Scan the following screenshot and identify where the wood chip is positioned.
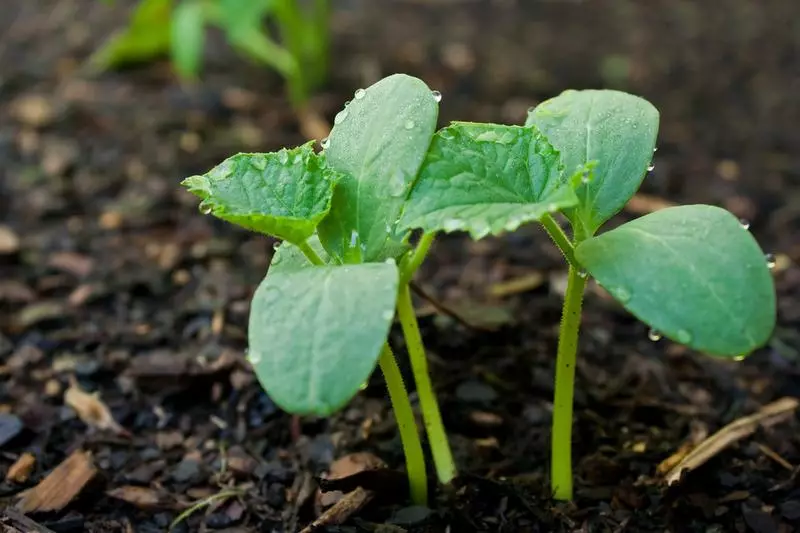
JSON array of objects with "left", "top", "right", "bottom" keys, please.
[
  {"left": 6, "top": 452, "right": 36, "bottom": 483},
  {"left": 488, "top": 272, "right": 545, "bottom": 298},
  {"left": 64, "top": 377, "right": 129, "bottom": 437},
  {"left": 16, "top": 450, "right": 97, "bottom": 513},
  {"left": 0, "top": 225, "right": 21, "bottom": 255},
  {"left": 106, "top": 485, "right": 177, "bottom": 510},
  {"left": 663, "top": 397, "right": 799, "bottom": 485}
]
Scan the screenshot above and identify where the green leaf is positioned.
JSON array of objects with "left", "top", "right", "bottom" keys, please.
[
  {"left": 575, "top": 205, "right": 776, "bottom": 357},
  {"left": 170, "top": 1, "right": 206, "bottom": 79},
  {"left": 399, "top": 122, "right": 578, "bottom": 239},
  {"left": 526, "top": 89, "right": 659, "bottom": 237},
  {"left": 89, "top": 0, "right": 173, "bottom": 71},
  {"left": 270, "top": 235, "right": 333, "bottom": 273},
  {"left": 317, "top": 74, "right": 439, "bottom": 263},
  {"left": 248, "top": 261, "right": 399, "bottom": 415},
  {"left": 181, "top": 142, "right": 341, "bottom": 245}
]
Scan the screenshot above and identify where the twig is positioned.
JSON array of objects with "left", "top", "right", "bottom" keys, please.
[
  {"left": 663, "top": 397, "right": 799, "bottom": 485},
  {"left": 409, "top": 281, "right": 494, "bottom": 332}
]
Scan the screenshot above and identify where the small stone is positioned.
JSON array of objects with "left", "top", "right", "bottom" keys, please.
[
  {"left": 0, "top": 413, "right": 24, "bottom": 447},
  {"left": 455, "top": 381, "right": 498, "bottom": 403},
  {"left": 11, "top": 95, "right": 55, "bottom": 128},
  {"left": 390, "top": 505, "right": 434, "bottom": 526},
  {"left": 0, "top": 225, "right": 20, "bottom": 255}
]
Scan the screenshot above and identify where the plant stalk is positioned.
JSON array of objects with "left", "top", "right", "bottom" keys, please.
[
  {"left": 540, "top": 214, "right": 578, "bottom": 268},
  {"left": 400, "top": 232, "right": 435, "bottom": 285},
  {"left": 297, "top": 240, "right": 324, "bottom": 266},
  {"left": 378, "top": 345, "right": 428, "bottom": 505},
  {"left": 551, "top": 265, "right": 587, "bottom": 501},
  {"left": 396, "top": 284, "right": 456, "bottom": 484}
]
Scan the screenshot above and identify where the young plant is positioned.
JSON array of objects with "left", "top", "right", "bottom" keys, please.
[
  {"left": 181, "top": 74, "right": 459, "bottom": 505},
  {"left": 396, "top": 89, "right": 776, "bottom": 501},
  {"left": 92, "top": 0, "right": 329, "bottom": 109}
]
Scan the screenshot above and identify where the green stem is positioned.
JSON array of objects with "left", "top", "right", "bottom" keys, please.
[
  {"left": 297, "top": 240, "right": 324, "bottom": 266},
  {"left": 378, "top": 345, "right": 428, "bottom": 505},
  {"left": 400, "top": 233, "right": 435, "bottom": 285},
  {"left": 551, "top": 265, "right": 587, "bottom": 501},
  {"left": 396, "top": 284, "right": 456, "bottom": 484},
  {"left": 540, "top": 214, "right": 578, "bottom": 269}
]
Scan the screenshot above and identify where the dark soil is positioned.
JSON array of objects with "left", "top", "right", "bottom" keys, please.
[{"left": 2, "top": 1, "right": 800, "bottom": 532}]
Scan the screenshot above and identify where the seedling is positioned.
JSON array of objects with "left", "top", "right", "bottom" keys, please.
[
  {"left": 92, "top": 0, "right": 329, "bottom": 108},
  {"left": 182, "top": 74, "right": 776, "bottom": 505},
  {"left": 398, "top": 88, "right": 777, "bottom": 500}
]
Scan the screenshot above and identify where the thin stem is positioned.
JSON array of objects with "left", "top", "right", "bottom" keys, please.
[
  {"left": 540, "top": 214, "right": 579, "bottom": 269},
  {"left": 551, "top": 265, "right": 587, "bottom": 501},
  {"left": 378, "top": 345, "right": 428, "bottom": 505},
  {"left": 400, "top": 233, "right": 435, "bottom": 285},
  {"left": 297, "top": 240, "right": 324, "bottom": 266},
  {"left": 396, "top": 284, "right": 456, "bottom": 484}
]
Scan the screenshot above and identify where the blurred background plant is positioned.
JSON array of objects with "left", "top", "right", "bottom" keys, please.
[{"left": 90, "top": 0, "right": 329, "bottom": 125}]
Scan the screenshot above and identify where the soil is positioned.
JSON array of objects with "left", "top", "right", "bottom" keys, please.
[{"left": 1, "top": 1, "right": 800, "bottom": 532}]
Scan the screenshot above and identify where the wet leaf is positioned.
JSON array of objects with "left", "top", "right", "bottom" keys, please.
[
  {"left": 527, "top": 89, "right": 659, "bottom": 236},
  {"left": 317, "top": 74, "right": 438, "bottom": 263},
  {"left": 182, "top": 142, "right": 342, "bottom": 245},
  {"left": 400, "top": 123, "right": 577, "bottom": 238},
  {"left": 576, "top": 205, "right": 776, "bottom": 356},
  {"left": 248, "top": 262, "right": 399, "bottom": 415}
]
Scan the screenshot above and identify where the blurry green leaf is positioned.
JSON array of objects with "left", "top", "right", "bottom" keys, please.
[
  {"left": 576, "top": 205, "right": 776, "bottom": 356},
  {"left": 248, "top": 261, "right": 399, "bottom": 415},
  {"left": 400, "top": 123, "right": 577, "bottom": 238},
  {"left": 170, "top": 1, "right": 206, "bottom": 79},
  {"left": 526, "top": 89, "right": 659, "bottom": 237},
  {"left": 317, "top": 74, "right": 439, "bottom": 263},
  {"left": 181, "top": 142, "right": 341, "bottom": 244},
  {"left": 90, "top": 0, "right": 173, "bottom": 70}
]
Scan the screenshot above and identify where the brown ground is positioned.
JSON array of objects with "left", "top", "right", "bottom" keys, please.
[{"left": 1, "top": 1, "right": 799, "bottom": 532}]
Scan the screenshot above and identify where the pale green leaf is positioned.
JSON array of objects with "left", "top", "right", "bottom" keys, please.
[
  {"left": 248, "top": 261, "right": 399, "bottom": 415},
  {"left": 526, "top": 89, "right": 659, "bottom": 237},
  {"left": 399, "top": 122, "right": 578, "bottom": 239},
  {"left": 181, "top": 142, "right": 341, "bottom": 245},
  {"left": 170, "top": 1, "right": 206, "bottom": 79},
  {"left": 575, "top": 205, "right": 776, "bottom": 357},
  {"left": 317, "top": 74, "right": 438, "bottom": 263}
]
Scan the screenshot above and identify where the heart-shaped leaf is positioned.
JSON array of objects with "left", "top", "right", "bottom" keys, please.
[
  {"left": 399, "top": 123, "right": 578, "bottom": 238},
  {"left": 182, "top": 142, "right": 340, "bottom": 245},
  {"left": 575, "top": 205, "right": 776, "bottom": 356},
  {"left": 526, "top": 89, "right": 659, "bottom": 237},
  {"left": 248, "top": 261, "right": 399, "bottom": 415},
  {"left": 317, "top": 74, "right": 439, "bottom": 263}
]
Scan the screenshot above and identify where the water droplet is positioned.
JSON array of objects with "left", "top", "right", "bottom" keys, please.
[
  {"left": 384, "top": 258, "right": 396, "bottom": 265},
  {"left": 610, "top": 286, "right": 631, "bottom": 303},
  {"left": 527, "top": 106, "right": 536, "bottom": 114},
  {"left": 765, "top": 253, "right": 776, "bottom": 269},
  {"left": 647, "top": 162, "right": 655, "bottom": 172},
  {"left": 577, "top": 269, "right": 588, "bottom": 279},
  {"left": 271, "top": 253, "right": 282, "bottom": 265},
  {"left": 349, "top": 229, "right": 359, "bottom": 248},
  {"left": 200, "top": 203, "right": 212, "bottom": 215},
  {"left": 581, "top": 173, "right": 590, "bottom": 184},
  {"left": 248, "top": 350, "right": 263, "bottom": 365},
  {"left": 431, "top": 90, "right": 442, "bottom": 103},
  {"left": 334, "top": 110, "right": 348, "bottom": 125},
  {"left": 676, "top": 329, "right": 692, "bottom": 344},
  {"left": 404, "top": 119, "right": 415, "bottom": 130},
  {"left": 739, "top": 219, "right": 750, "bottom": 230},
  {"left": 272, "top": 241, "right": 281, "bottom": 250},
  {"left": 382, "top": 310, "right": 394, "bottom": 321},
  {"left": 388, "top": 170, "right": 406, "bottom": 197},
  {"left": 344, "top": 100, "right": 351, "bottom": 107},
  {"left": 321, "top": 137, "right": 330, "bottom": 149},
  {"left": 354, "top": 88, "right": 366, "bottom": 100},
  {"left": 251, "top": 154, "right": 268, "bottom": 170},
  {"left": 648, "top": 329, "right": 662, "bottom": 342},
  {"left": 443, "top": 218, "right": 461, "bottom": 232},
  {"left": 653, "top": 147, "right": 658, "bottom": 153},
  {"left": 278, "top": 150, "right": 289, "bottom": 165},
  {"left": 733, "top": 354, "right": 747, "bottom": 362}
]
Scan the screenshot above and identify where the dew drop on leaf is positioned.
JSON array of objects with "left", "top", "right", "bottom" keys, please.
[
  {"left": 278, "top": 150, "right": 289, "bottom": 165},
  {"left": 527, "top": 106, "right": 535, "bottom": 114},
  {"left": 648, "top": 329, "right": 662, "bottom": 342},
  {"left": 199, "top": 203, "right": 212, "bottom": 215},
  {"left": 334, "top": 110, "right": 349, "bottom": 125},
  {"left": 581, "top": 173, "right": 590, "bottom": 184},
  {"left": 359, "top": 381, "right": 369, "bottom": 391},
  {"left": 609, "top": 286, "right": 631, "bottom": 303},
  {"left": 647, "top": 162, "right": 655, "bottom": 172},
  {"left": 653, "top": 147, "right": 658, "bottom": 152},
  {"left": 388, "top": 170, "right": 406, "bottom": 197},
  {"left": 354, "top": 88, "right": 366, "bottom": 100},
  {"left": 404, "top": 119, "right": 415, "bottom": 130},
  {"left": 344, "top": 100, "right": 351, "bottom": 107},
  {"left": 733, "top": 354, "right": 747, "bottom": 362},
  {"left": 676, "top": 329, "right": 692, "bottom": 344},
  {"left": 248, "top": 350, "right": 263, "bottom": 365},
  {"left": 320, "top": 137, "right": 330, "bottom": 149},
  {"left": 739, "top": 219, "right": 750, "bottom": 230},
  {"left": 251, "top": 154, "right": 268, "bottom": 171},
  {"left": 765, "top": 253, "right": 776, "bottom": 269},
  {"left": 272, "top": 241, "right": 281, "bottom": 250},
  {"left": 431, "top": 90, "right": 442, "bottom": 103},
  {"left": 382, "top": 309, "right": 394, "bottom": 321},
  {"left": 577, "top": 269, "right": 588, "bottom": 279}
]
